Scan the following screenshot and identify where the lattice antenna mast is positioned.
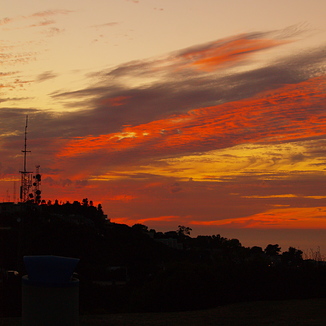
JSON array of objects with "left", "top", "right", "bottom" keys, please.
[
  {"left": 20, "top": 116, "right": 33, "bottom": 203},
  {"left": 32, "top": 165, "right": 42, "bottom": 204}
]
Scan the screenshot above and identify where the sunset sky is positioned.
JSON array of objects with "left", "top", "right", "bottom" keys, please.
[{"left": 1, "top": 0, "right": 326, "bottom": 253}]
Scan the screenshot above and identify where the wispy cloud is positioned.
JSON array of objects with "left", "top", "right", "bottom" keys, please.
[
  {"left": 0, "top": 17, "right": 13, "bottom": 25},
  {"left": 0, "top": 48, "right": 37, "bottom": 67},
  {"left": 0, "top": 71, "right": 20, "bottom": 77},
  {"left": 1, "top": 28, "right": 325, "bottom": 231},
  {"left": 41, "top": 27, "right": 65, "bottom": 37},
  {"left": 0, "top": 9, "right": 73, "bottom": 28},
  {"left": 191, "top": 206, "right": 326, "bottom": 229},
  {"left": 35, "top": 71, "right": 58, "bottom": 82},
  {"left": 30, "top": 10, "right": 74, "bottom": 18},
  {"left": 90, "top": 22, "right": 119, "bottom": 28},
  {"left": 177, "top": 36, "right": 289, "bottom": 72},
  {"left": 29, "top": 20, "right": 56, "bottom": 28},
  {"left": 56, "top": 75, "right": 325, "bottom": 165},
  {"left": 0, "top": 97, "right": 31, "bottom": 104}
]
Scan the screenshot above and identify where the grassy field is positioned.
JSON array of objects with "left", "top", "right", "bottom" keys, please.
[{"left": 1, "top": 298, "right": 326, "bottom": 326}]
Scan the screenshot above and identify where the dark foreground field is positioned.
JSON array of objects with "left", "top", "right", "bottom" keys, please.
[{"left": 1, "top": 298, "right": 326, "bottom": 326}]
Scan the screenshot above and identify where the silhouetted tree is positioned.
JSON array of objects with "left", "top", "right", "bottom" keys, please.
[
  {"left": 132, "top": 224, "right": 149, "bottom": 233},
  {"left": 282, "top": 247, "right": 303, "bottom": 266},
  {"left": 177, "top": 225, "right": 192, "bottom": 237},
  {"left": 250, "top": 246, "right": 264, "bottom": 255},
  {"left": 264, "top": 244, "right": 281, "bottom": 256},
  {"left": 164, "top": 231, "right": 178, "bottom": 239},
  {"left": 82, "top": 198, "right": 88, "bottom": 207},
  {"left": 97, "top": 203, "right": 103, "bottom": 215}
]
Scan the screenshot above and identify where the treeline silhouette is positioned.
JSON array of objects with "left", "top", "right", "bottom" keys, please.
[{"left": 1, "top": 200, "right": 326, "bottom": 316}]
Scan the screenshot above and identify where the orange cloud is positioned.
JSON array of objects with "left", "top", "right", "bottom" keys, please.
[
  {"left": 242, "top": 195, "right": 326, "bottom": 199},
  {"left": 180, "top": 37, "right": 289, "bottom": 71},
  {"left": 191, "top": 206, "right": 326, "bottom": 229},
  {"left": 57, "top": 76, "right": 326, "bottom": 159},
  {"left": 0, "top": 17, "right": 12, "bottom": 25},
  {"left": 112, "top": 215, "right": 181, "bottom": 225}
]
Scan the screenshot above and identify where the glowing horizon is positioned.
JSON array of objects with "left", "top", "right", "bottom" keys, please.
[{"left": 1, "top": 0, "right": 326, "bottom": 251}]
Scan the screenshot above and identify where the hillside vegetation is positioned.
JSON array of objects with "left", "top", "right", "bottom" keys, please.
[{"left": 1, "top": 201, "right": 326, "bottom": 316}]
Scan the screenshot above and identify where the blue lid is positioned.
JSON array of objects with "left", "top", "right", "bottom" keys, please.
[{"left": 23, "top": 256, "right": 79, "bottom": 284}]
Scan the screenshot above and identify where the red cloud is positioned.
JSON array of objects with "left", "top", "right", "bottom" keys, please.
[{"left": 57, "top": 76, "right": 326, "bottom": 159}]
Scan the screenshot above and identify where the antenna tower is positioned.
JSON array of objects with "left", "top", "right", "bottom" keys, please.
[
  {"left": 19, "top": 116, "right": 33, "bottom": 203},
  {"left": 32, "top": 165, "right": 42, "bottom": 204}
]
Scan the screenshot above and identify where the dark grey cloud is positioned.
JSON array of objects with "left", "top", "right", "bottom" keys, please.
[{"left": 36, "top": 71, "right": 58, "bottom": 82}]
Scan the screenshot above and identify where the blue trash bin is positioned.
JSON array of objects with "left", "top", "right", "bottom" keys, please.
[{"left": 22, "top": 256, "right": 79, "bottom": 326}]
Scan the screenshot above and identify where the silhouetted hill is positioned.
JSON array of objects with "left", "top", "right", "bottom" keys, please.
[{"left": 1, "top": 201, "right": 326, "bottom": 316}]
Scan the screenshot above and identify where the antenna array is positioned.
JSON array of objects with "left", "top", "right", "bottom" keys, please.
[
  {"left": 19, "top": 116, "right": 33, "bottom": 202},
  {"left": 19, "top": 116, "right": 42, "bottom": 204}
]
